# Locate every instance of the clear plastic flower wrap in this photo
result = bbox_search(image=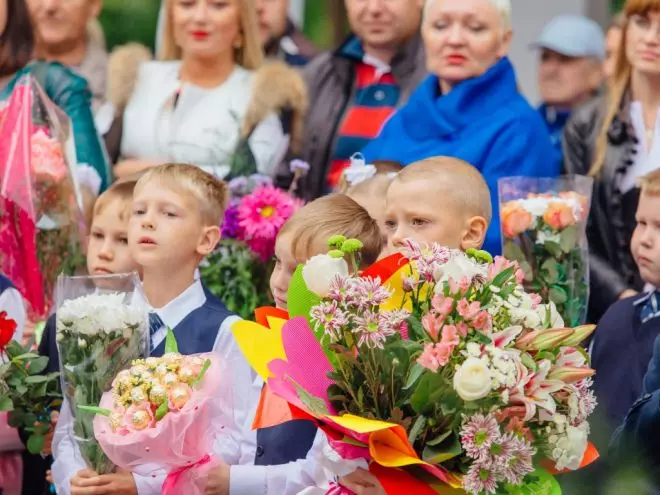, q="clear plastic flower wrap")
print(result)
[498,176,594,326]
[89,346,238,495]
[55,273,148,474]
[0,75,86,320]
